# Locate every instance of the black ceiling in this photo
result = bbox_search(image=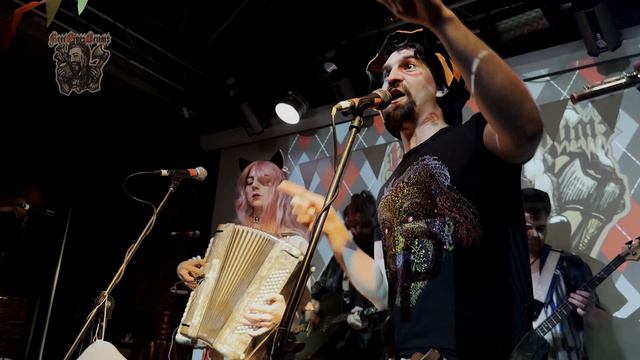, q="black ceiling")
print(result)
[2,0,640,192]
[5,0,640,138]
